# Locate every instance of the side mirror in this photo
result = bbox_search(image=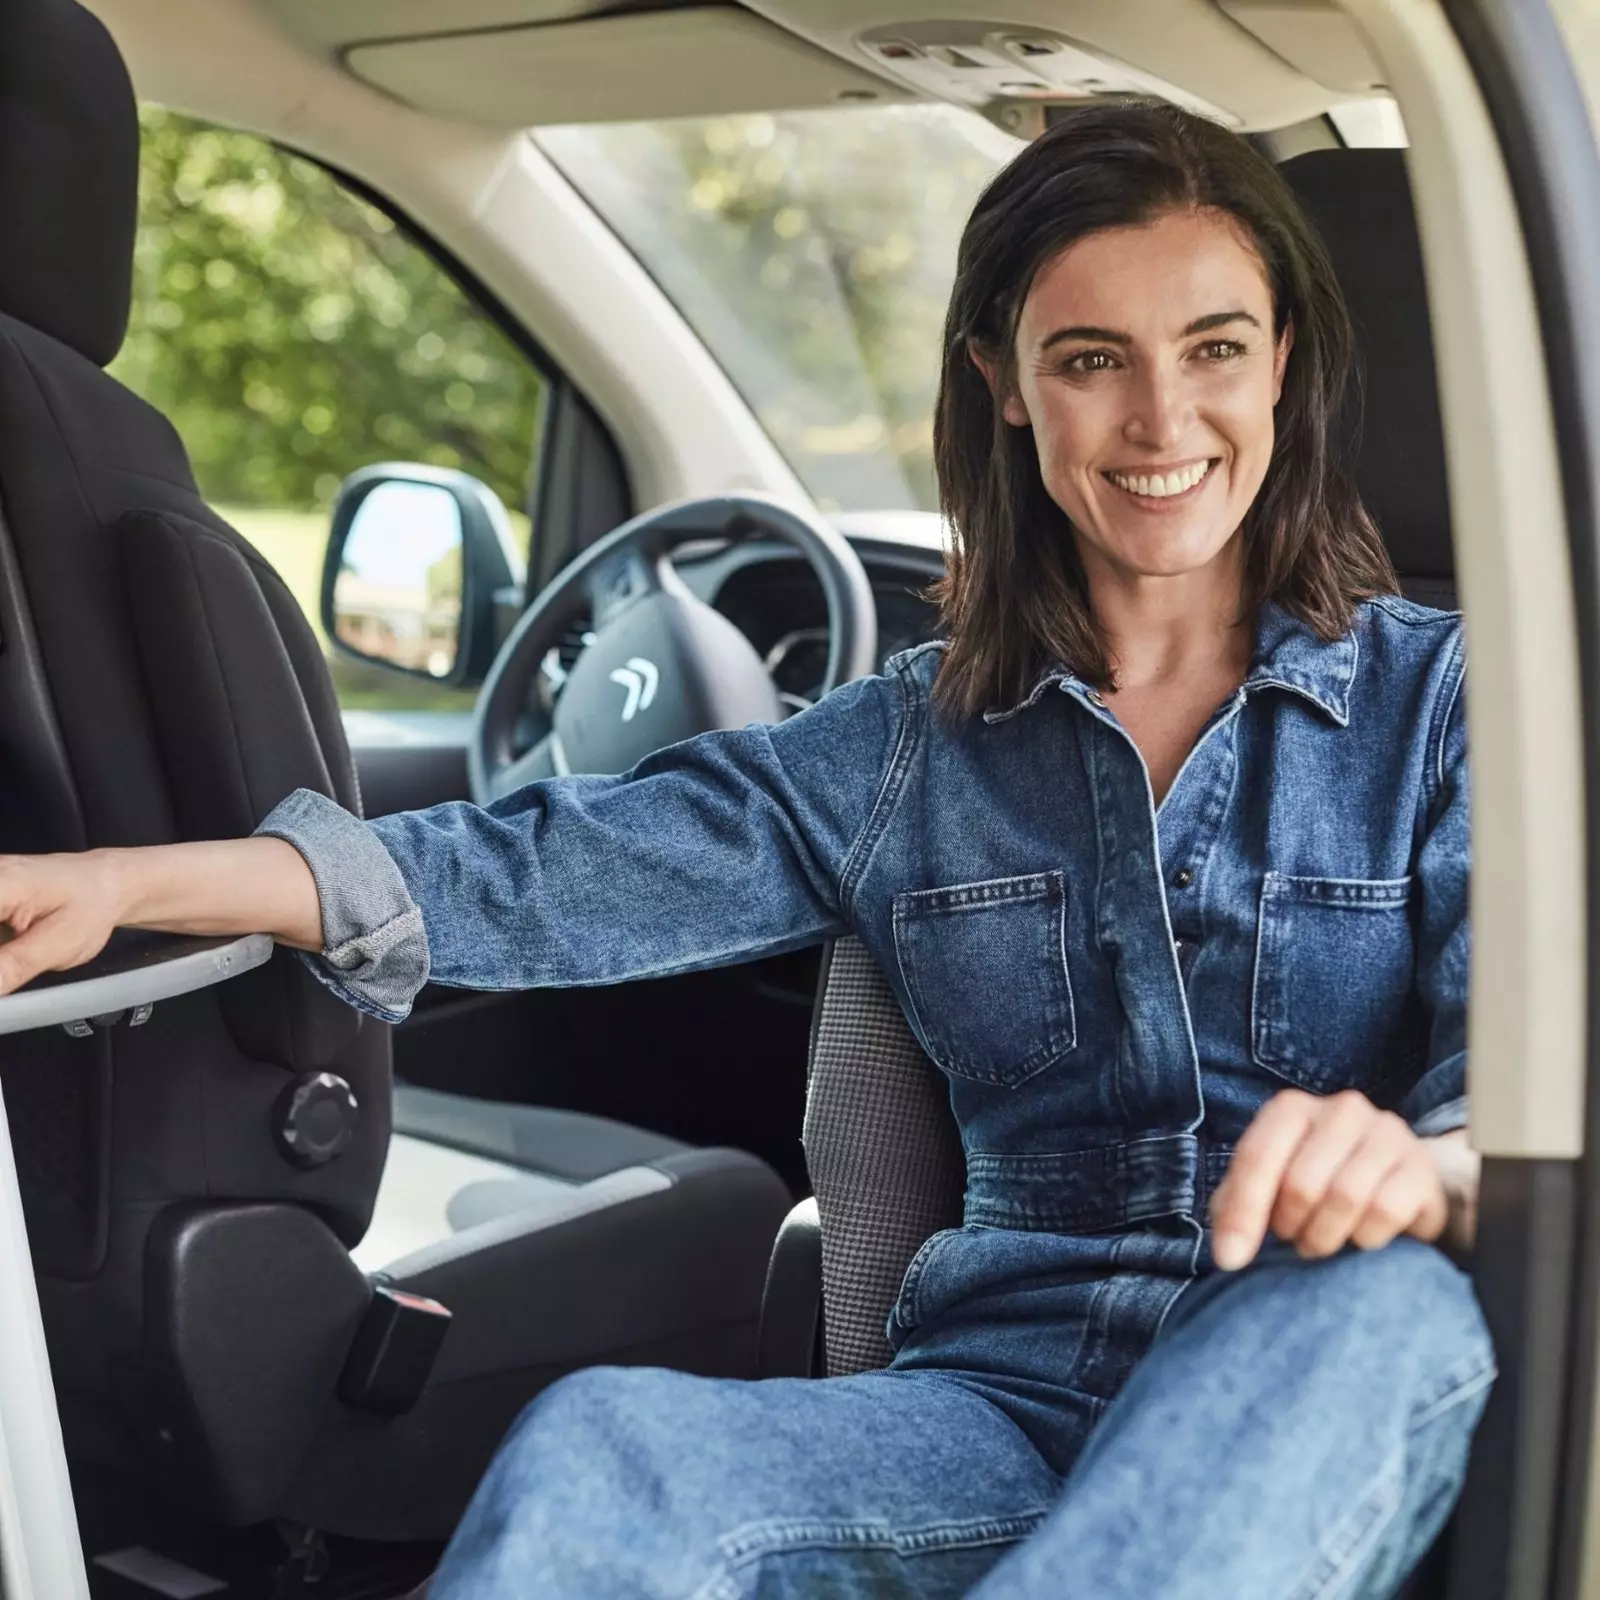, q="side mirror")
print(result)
[321,464,525,687]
